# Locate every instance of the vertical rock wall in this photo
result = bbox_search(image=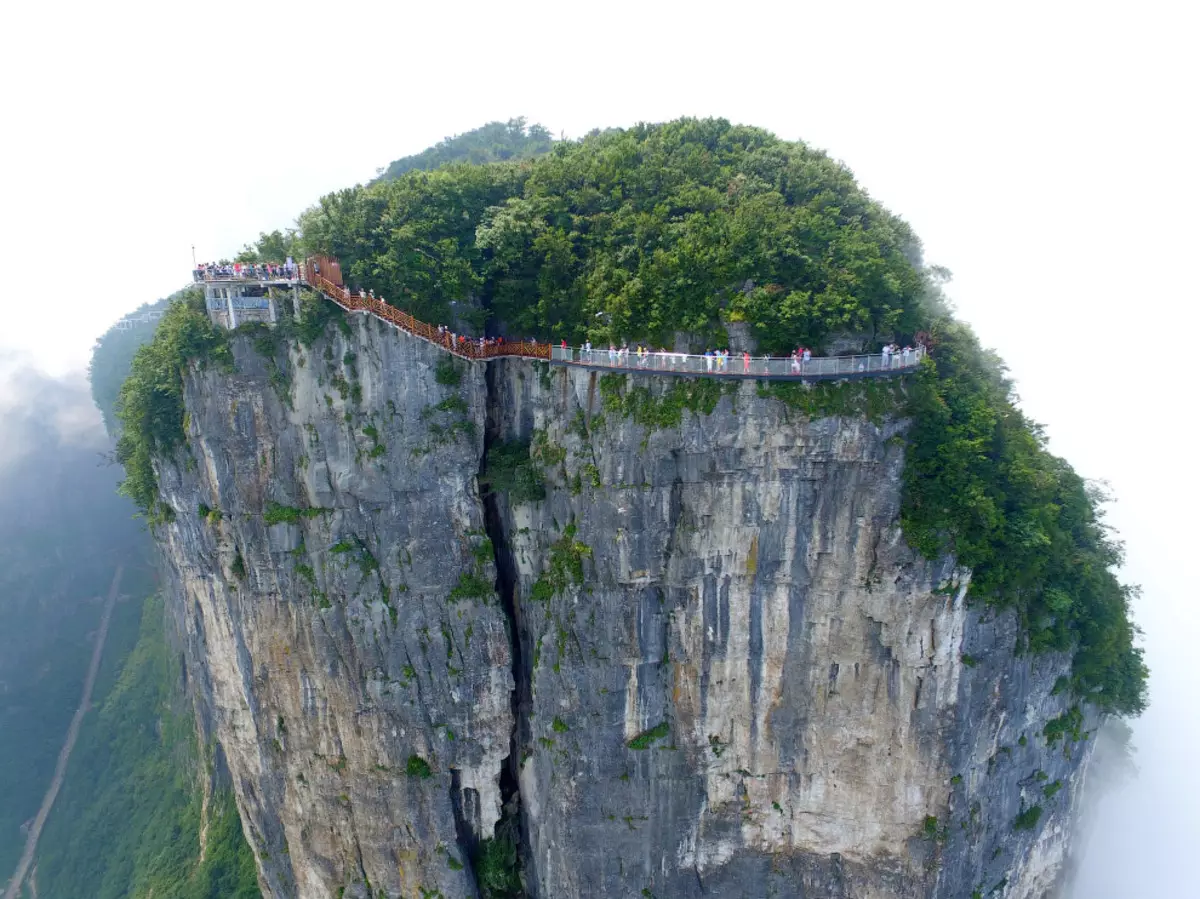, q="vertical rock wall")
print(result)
[489,361,1094,899]
[153,316,1093,899]
[158,314,512,898]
